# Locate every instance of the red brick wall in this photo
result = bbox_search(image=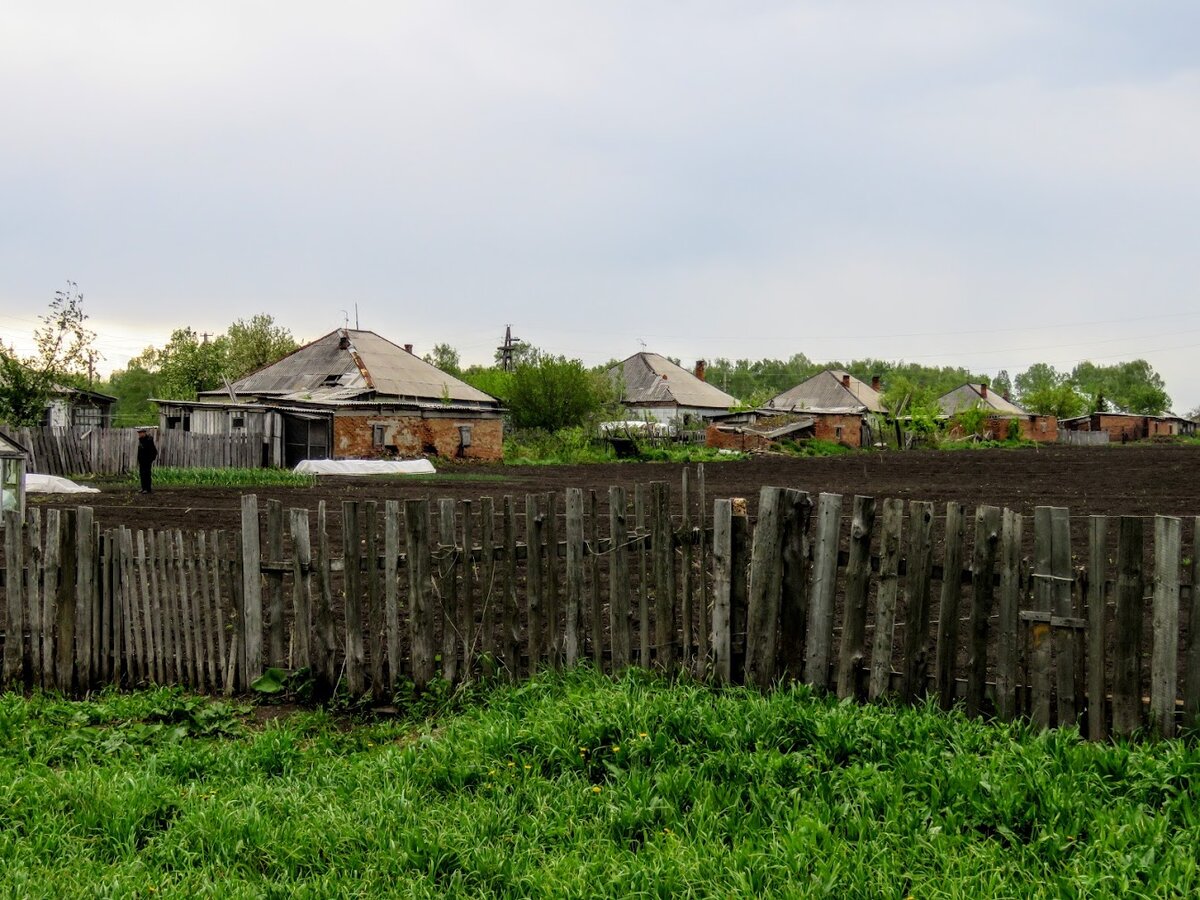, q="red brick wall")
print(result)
[705,426,773,453]
[1095,415,1146,442]
[810,413,863,447]
[333,414,503,461]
